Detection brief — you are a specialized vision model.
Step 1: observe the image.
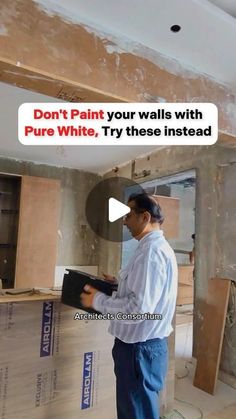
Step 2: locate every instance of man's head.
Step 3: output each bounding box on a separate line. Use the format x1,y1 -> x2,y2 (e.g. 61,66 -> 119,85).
123,193 -> 164,239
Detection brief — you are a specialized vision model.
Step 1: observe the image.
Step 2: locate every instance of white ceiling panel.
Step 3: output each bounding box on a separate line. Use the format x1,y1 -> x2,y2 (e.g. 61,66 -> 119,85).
0,82 -> 158,174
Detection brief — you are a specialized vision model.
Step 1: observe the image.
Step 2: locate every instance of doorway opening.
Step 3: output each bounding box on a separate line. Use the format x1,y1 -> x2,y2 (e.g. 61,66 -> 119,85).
121,169 -> 196,362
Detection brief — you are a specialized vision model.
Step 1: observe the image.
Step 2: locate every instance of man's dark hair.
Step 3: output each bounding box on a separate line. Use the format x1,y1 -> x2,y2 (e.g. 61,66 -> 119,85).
128,193 -> 164,224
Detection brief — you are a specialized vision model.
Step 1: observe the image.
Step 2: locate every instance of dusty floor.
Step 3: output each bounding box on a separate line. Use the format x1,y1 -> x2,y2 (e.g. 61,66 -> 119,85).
166,305 -> 236,419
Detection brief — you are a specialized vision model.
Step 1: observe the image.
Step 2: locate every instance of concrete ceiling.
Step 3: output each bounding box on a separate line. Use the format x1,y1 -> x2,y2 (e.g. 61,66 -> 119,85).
1,0 -> 236,174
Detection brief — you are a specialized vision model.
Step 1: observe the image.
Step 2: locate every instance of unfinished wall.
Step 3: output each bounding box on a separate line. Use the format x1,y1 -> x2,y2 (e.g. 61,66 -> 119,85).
1,0 -> 236,139
220,284 -> 236,388
0,156 -> 101,270
215,160 -> 236,384
100,141 -> 236,388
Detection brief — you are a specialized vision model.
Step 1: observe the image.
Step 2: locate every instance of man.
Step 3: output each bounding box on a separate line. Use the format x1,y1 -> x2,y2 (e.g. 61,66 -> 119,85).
81,193 -> 178,419
189,233 -> 195,265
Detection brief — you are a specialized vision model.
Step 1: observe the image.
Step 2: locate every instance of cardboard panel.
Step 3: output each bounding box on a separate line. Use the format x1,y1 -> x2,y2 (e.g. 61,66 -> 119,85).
0,300 -> 174,417
0,301 -> 116,419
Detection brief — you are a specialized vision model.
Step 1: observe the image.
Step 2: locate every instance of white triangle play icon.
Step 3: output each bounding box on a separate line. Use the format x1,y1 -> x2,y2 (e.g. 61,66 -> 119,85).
108,198 -> 131,223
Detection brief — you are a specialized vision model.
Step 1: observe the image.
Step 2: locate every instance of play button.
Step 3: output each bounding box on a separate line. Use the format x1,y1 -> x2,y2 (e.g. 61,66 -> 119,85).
108,198 -> 131,222
85,176 -> 145,242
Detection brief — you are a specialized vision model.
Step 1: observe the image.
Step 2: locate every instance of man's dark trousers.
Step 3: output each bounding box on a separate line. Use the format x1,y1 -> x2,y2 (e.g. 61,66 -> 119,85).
112,337 -> 168,419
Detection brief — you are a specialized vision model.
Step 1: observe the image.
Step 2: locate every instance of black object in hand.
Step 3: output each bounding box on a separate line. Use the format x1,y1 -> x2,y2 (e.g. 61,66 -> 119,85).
61,269 -> 118,314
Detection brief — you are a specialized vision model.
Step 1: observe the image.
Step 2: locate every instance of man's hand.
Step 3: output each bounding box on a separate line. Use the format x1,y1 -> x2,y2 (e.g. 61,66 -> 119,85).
102,273 -> 117,284
80,285 -> 99,308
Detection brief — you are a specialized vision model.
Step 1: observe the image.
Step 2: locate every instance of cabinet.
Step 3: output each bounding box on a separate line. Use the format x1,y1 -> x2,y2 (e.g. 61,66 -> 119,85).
0,174 -> 60,289
177,265 -> 194,305
0,175 -> 20,288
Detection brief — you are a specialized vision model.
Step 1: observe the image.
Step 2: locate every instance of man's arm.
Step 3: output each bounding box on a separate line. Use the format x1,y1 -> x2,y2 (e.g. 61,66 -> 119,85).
82,248 -> 167,323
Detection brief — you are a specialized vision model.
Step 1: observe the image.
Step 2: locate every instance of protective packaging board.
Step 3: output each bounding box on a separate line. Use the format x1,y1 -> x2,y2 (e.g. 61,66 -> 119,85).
0,301 -> 116,419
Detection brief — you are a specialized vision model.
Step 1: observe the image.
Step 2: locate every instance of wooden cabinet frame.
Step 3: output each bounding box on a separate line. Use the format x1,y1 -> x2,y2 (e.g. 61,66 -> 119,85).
0,173 -> 60,288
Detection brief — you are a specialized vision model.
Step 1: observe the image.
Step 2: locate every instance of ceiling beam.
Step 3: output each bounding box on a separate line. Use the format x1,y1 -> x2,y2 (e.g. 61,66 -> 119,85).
1,0 -> 236,141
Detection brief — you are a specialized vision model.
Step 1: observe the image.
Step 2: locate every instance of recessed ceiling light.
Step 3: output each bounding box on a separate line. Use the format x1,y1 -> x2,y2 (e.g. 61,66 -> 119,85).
170,25 -> 181,33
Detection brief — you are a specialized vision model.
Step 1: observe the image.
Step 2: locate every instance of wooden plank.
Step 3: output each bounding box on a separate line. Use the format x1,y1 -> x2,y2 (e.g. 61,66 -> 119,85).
153,195 -> 179,239
0,59 -> 124,103
15,176 -> 60,288
193,278 -> 231,394
178,265 -> 194,285
0,292 -> 60,303
174,249 -> 190,255
176,283 -> 193,305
